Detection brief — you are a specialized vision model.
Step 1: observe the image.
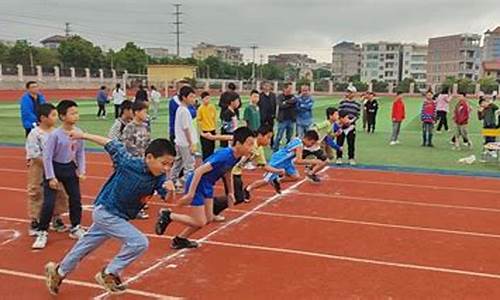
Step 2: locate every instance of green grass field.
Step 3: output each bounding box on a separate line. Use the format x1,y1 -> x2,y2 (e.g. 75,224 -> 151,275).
1,96 -> 498,175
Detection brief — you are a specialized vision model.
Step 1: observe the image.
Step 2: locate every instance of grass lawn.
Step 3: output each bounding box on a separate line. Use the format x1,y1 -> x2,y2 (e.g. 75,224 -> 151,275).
1,95 -> 498,175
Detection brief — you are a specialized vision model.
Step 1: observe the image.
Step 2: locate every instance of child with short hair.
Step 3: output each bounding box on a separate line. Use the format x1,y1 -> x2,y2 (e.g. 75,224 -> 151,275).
33,100 -> 86,249
390,91 -> 406,145
365,92 -> 379,134
197,91 -> 217,160
25,103 -> 68,236
220,93 -> 240,147
170,86 -> 198,187
155,127 -> 255,249
44,133 -> 176,295
421,91 -> 437,147
244,90 -> 261,131
108,100 -> 133,140
120,101 -> 150,157
451,93 -> 472,150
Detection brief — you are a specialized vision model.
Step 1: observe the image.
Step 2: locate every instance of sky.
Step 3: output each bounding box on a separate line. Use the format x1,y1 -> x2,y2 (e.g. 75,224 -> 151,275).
0,0 -> 499,63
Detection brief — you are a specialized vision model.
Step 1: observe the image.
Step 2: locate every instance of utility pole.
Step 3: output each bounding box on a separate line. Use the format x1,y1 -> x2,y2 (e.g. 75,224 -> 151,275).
250,44 -> 258,87
171,4 -> 183,57
65,22 -> 71,36
259,54 -> 264,80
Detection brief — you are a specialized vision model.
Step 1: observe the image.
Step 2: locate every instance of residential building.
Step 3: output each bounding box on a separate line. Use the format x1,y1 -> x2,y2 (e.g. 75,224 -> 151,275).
331,41 -> 361,82
360,42 -> 402,86
192,43 -> 243,64
483,26 -> 500,61
145,48 -> 169,59
40,35 -> 68,49
481,60 -> 500,82
401,44 -> 428,89
426,33 -> 481,84
268,53 -> 317,68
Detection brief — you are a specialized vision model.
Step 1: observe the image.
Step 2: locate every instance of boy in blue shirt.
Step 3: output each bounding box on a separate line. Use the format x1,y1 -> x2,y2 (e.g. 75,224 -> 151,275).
44,133 -> 176,295
155,127 -> 255,249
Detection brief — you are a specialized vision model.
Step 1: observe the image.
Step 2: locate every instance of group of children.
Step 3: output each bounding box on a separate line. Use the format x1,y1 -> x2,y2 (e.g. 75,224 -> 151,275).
28,81 -> 352,295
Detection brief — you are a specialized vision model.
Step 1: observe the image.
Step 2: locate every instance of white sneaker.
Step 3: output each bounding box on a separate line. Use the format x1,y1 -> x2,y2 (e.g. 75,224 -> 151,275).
335,159 -> 343,165
69,225 -> 86,240
395,140 -> 401,144
389,141 -> 397,146
32,231 -> 48,249
213,215 -> 226,222
243,162 -> 257,170
349,159 -> 357,166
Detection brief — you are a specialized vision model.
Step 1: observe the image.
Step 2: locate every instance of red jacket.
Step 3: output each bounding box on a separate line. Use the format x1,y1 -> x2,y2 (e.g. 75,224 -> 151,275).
392,96 -> 405,122
453,99 -> 470,125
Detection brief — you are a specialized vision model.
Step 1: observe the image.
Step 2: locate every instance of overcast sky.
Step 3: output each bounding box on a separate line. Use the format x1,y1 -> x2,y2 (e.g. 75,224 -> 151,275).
0,0 -> 499,62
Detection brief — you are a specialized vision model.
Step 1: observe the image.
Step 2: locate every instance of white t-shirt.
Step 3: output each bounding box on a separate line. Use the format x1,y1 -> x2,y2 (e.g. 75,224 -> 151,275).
175,105 -> 198,147
151,90 -> 161,103
112,89 -> 126,105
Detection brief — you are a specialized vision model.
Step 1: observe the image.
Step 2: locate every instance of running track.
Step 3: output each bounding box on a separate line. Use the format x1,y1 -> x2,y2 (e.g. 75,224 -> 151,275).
0,146 -> 500,299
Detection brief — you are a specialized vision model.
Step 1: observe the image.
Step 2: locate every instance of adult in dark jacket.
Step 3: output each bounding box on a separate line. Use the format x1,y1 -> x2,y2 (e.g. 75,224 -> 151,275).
273,83 -> 297,151
258,82 -> 277,128
135,85 -> 148,102
20,81 -> 46,137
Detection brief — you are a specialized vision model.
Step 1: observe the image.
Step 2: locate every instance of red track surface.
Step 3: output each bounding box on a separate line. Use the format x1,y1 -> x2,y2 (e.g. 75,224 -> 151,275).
1,146 -> 500,299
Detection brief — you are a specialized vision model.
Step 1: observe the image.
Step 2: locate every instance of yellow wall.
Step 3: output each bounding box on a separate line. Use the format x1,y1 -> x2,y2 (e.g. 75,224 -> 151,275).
147,65 -> 197,85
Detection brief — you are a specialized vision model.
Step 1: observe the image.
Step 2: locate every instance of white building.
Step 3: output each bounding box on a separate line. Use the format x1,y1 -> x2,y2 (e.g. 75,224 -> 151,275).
401,44 -> 428,89
361,42 -> 402,85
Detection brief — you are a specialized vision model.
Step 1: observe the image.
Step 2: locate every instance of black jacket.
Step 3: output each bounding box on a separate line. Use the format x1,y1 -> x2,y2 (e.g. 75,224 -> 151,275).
135,90 -> 148,102
276,93 -> 297,122
258,92 -> 277,124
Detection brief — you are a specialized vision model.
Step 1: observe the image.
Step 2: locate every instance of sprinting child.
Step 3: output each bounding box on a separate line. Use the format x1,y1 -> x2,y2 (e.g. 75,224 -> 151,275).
32,100 -> 86,249
108,100 -> 133,140
170,86 -> 198,188
478,98 -> 499,144
243,89 -> 261,132
451,93 -> 472,150
365,92 -> 379,134
220,93 -> 240,147
25,103 -> 68,236
44,133 -> 176,295
296,85 -> 314,138
155,127 -> 255,249
248,130 -> 327,194
390,91 -> 406,145
421,91 -> 437,147
197,91 -> 217,160
312,107 -> 345,161
120,101 -> 150,158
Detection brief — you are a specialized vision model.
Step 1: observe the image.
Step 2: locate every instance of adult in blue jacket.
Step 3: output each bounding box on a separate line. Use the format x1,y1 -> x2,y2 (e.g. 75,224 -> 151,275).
296,85 -> 314,138
20,81 -> 46,137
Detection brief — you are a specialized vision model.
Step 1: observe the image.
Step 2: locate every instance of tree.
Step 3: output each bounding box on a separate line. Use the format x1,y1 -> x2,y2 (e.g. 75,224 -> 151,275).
0,42 -> 10,64
396,78 -> 416,93
261,63 -> 284,80
114,42 -> 148,74
313,68 -> 332,80
35,48 -> 60,69
7,40 -> 33,69
479,76 -> 499,94
371,79 -> 388,93
58,35 -> 105,70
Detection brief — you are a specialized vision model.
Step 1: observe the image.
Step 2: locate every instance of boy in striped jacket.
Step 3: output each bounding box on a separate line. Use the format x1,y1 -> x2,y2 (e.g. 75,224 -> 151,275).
421,91 -> 437,147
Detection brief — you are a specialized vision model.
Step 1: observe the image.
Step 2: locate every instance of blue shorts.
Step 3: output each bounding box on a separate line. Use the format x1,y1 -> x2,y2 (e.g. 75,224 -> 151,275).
184,172 -> 214,206
263,158 -> 297,182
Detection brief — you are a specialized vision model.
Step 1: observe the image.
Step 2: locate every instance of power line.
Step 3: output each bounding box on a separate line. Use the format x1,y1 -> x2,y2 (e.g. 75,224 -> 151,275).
171,4 -> 183,57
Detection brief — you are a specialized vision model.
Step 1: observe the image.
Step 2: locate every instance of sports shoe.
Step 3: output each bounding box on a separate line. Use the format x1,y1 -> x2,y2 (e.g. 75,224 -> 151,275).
395,140 -> 401,144
69,225 -> 86,239
389,141 -> 397,146
32,231 -> 48,249
243,162 -> 257,170
45,262 -> 64,295
155,209 -> 172,235
94,269 -> 127,294
349,159 -> 357,166
171,236 -> 199,250
213,215 -> 226,222
270,178 -> 282,194
243,187 -> 251,202
335,158 -> 343,165
29,219 -> 39,237
306,173 -> 321,183
136,209 -> 149,220
50,216 -> 68,233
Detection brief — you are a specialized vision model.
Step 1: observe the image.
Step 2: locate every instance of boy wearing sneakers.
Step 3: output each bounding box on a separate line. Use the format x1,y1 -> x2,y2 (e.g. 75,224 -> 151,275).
451,93 -> 472,149
25,103 -> 68,236
390,91 -> 406,145
33,100 -> 86,249
155,127 -> 255,249
44,133 -> 176,295
421,91 -> 437,147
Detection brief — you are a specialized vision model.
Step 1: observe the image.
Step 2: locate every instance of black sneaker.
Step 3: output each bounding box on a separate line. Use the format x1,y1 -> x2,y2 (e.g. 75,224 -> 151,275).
270,178 -> 282,194
243,187 -> 251,201
306,173 -> 321,183
171,236 -> 199,250
50,217 -> 67,233
29,219 -> 39,236
155,209 -> 172,235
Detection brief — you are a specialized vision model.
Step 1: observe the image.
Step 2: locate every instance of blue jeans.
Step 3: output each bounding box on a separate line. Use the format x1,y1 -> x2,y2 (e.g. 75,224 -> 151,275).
59,205 -> 148,276
273,120 -> 295,151
296,123 -> 312,138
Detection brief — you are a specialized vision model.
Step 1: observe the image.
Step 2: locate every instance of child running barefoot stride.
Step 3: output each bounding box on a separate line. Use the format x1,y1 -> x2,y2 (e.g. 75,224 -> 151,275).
44,133 -> 176,295
155,127 -> 255,249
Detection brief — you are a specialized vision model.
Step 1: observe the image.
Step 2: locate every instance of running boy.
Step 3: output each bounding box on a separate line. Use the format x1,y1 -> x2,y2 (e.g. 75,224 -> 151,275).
155,127 -> 255,249
44,133 -> 176,295
25,103 -> 68,236
197,91 -> 217,160
33,100 -> 86,249
108,100 -> 133,140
